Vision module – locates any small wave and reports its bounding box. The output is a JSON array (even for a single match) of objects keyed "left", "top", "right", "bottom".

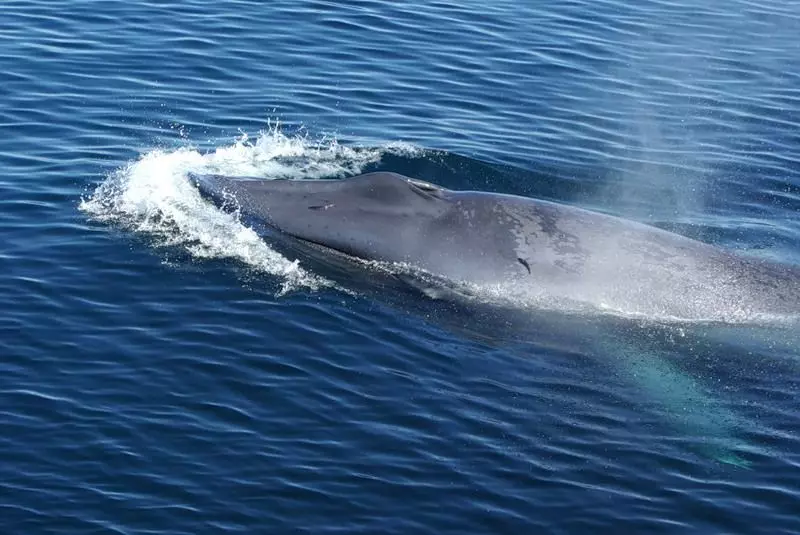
[{"left": 80, "top": 123, "right": 421, "bottom": 294}]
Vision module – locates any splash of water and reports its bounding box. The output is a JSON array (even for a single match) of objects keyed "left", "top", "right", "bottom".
[{"left": 80, "top": 124, "right": 421, "bottom": 294}]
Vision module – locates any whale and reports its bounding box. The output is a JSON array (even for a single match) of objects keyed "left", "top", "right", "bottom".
[
  {"left": 191, "top": 171, "right": 799, "bottom": 323},
  {"left": 190, "top": 170, "right": 800, "bottom": 465}
]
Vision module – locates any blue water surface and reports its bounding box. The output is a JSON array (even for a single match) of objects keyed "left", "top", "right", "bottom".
[{"left": 2, "top": 0, "right": 800, "bottom": 533}]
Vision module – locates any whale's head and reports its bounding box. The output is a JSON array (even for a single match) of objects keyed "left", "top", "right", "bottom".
[{"left": 192, "top": 172, "right": 452, "bottom": 265}]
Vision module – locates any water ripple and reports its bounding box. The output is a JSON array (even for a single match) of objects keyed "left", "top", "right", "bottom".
[{"left": 2, "top": 0, "right": 800, "bottom": 533}]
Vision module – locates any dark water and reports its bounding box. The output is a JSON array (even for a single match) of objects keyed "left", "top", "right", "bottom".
[{"left": 3, "top": 0, "right": 800, "bottom": 533}]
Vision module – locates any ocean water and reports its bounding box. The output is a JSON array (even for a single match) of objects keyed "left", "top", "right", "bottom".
[{"left": 2, "top": 0, "right": 800, "bottom": 533}]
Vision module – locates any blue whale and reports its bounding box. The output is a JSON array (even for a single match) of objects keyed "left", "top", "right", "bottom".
[
  {"left": 191, "top": 171, "right": 799, "bottom": 323},
  {"left": 191, "top": 170, "right": 800, "bottom": 465}
]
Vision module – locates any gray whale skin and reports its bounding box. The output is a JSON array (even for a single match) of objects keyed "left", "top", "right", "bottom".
[{"left": 191, "top": 171, "right": 799, "bottom": 323}]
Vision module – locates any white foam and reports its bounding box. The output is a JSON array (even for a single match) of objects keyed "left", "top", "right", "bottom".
[{"left": 80, "top": 124, "right": 421, "bottom": 294}]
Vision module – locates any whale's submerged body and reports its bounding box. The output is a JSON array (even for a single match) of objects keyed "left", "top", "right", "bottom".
[
  {"left": 191, "top": 170, "right": 800, "bottom": 465},
  {"left": 192, "top": 171, "right": 799, "bottom": 324}
]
